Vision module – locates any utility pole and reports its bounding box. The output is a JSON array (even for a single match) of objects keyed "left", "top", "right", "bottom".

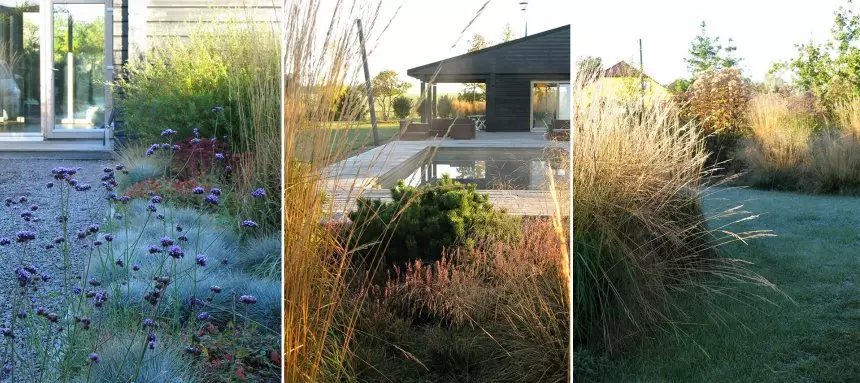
[
  {"left": 356, "top": 19, "right": 380, "bottom": 146},
  {"left": 638, "top": 38, "right": 645, "bottom": 96}
]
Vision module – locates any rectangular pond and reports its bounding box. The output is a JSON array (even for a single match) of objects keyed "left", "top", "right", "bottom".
[{"left": 381, "top": 147, "right": 568, "bottom": 190}]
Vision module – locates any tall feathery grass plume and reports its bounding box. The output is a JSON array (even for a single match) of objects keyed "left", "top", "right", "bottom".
[
  {"left": 283, "top": 0, "right": 390, "bottom": 380},
  {"left": 572, "top": 70, "right": 781, "bottom": 354}
]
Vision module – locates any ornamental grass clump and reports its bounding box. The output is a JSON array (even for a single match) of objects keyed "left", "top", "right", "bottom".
[
  {"left": 0, "top": 131, "right": 279, "bottom": 381},
  {"left": 573, "top": 76, "right": 777, "bottom": 352}
]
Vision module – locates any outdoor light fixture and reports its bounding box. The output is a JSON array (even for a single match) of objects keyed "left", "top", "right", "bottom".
[{"left": 519, "top": 1, "right": 528, "bottom": 36}]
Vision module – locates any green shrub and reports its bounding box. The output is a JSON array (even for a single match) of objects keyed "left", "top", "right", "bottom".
[
  {"left": 115, "top": 34, "right": 229, "bottom": 141},
  {"left": 116, "top": 23, "right": 282, "bottom": 235},
  {"left": 392, "top": 95, "right": 412, "bottom": 119},
  {"left": 348, "top": 176, "right": 521, "bottom": 265}
]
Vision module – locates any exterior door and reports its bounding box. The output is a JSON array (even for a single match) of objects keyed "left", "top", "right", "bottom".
[
  {"left": 43, "top": 0, "right": 112, "bottom": 139},
  {"left": 0, "top": 2, "right": 41, "bottom": 139},
  {"left": 530, "top": 81, "right": 571, "bottom": 133}
]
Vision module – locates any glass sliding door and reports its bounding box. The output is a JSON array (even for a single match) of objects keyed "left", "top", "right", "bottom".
[
  {"left": 0, "top": 1, "right": 40, "bottom": 137},
  {"left": 530, "top": 81, "right": 571, "bottom": 132},
  {"left": 51, "top": 2, "right": 104, "bottom": 131}
]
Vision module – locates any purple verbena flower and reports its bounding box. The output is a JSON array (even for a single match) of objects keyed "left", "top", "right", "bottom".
[
  {"left": 93, "top": 291, "right": 108, "bottom": 307},
  {"left": 15, "top": 231, "right": 36, "bottom": 243},
  {"left": 210, "top": 188, "right": 222, "bottom": 196},
  {"left": 89, "top": 353, "right": 100, "bottom": 364},
  {"left": 161, "top": 129, "right": 177, "bottom": 137},
  {"left": 192, "top": 186, "right": 205, "bottom": 195},
  {"left": 205, "top": 194, "right": 219, "bottom": 205},
  {"left": 168, "top": 245, "right": 184, "bottom": 259},
  {"left": 241, "top": 220, "right": 258, "bottom": 228},
  {"left": 214, "top": 153, "right": 225, "bottom": 160},
  {"left": 239, "top": 295, "right": 257, "bottom": 304},
  {"left": 148, "top": 245, "right": 162, "bottom": 254},
  {"left": 160, "top": 237, "right": 173, "bottom": 247},
  {"left": 251, "top": 188, "right": 265, "bottom": 198},
  {"left": 195, "top": 254, "right": 207, "bottom": 266}
]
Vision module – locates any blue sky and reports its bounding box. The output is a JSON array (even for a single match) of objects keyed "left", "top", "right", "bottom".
[{"left": 572, "top": 0, "right": 855, "bottom": 84}]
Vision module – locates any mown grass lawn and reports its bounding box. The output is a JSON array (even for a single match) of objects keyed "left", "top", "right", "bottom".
[
  {"left": 328, "top": 121, "right": 401, "bottom": 159},
  {"left": 600, "top": 187, "right": 860, "bottom": 382}
]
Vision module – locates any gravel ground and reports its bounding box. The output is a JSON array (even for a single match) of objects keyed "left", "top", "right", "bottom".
[{"left": 0, "top": 159, "right": 114, "bottom": 378}]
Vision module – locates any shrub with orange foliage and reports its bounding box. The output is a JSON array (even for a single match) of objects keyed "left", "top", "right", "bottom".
[{"left": 347, "top": 218, "right": 568, "bottom": 382}]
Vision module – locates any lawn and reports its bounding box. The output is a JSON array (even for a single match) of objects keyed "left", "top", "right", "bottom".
[
  {"left": 328, "top": 121, "right": 401, "bottom": 159},
  {"left": 595, "top": 187, "right": 860, "bottom": 382}
]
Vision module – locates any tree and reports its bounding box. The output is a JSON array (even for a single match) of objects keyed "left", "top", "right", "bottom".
[
  {"left": 392, "top": 95, "right": 412, "bottom": 119},
  {"left": 460, "top": 34, "right": 489, "bottom": 103},
  {"left": 333, "top": 85, "right": 367, "bottom": 121},
  {"left": 773, "top": 4, "right": 860, "bottom": 111},
  {"left": 685, "top": 21, "right": 739, "bottom": 77},
  {"left": 467, "top": 33, "right": 489, "bottom": 52},
  {"left": 371, "top": 70, "right": 411, "bottom": 120},
  {"left": 576, "top": 56, "right": 603, "bottom": 84},
  {"left": 501, "top": 23, "right": 515, "bottom": 42}
]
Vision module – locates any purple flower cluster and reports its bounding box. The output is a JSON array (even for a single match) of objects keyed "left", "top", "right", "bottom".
[
  {"left": 240, "top": 220, "right": 258, "bottom": 228},
  {"left": 15, "top": 231, "right": 36, "bottom": 243},
  {"left": 168, "top": 245, "right": 184, "bottom": 259},
  {"left": 251, "top": 188, "right": 266, "bottom": 198},
  {"left": 205, "top": 194, "right": 220, "bottom": 205},
  {"left": 160, "top": 129, "right": 177, "bottom": 137},
  {"left": 239, "top": 295, "right": 257, "bottom": 304}
]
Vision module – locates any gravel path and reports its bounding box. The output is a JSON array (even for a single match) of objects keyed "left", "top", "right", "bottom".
[{"left": 0, "top": 159, "right": 114, "bottom": 376}]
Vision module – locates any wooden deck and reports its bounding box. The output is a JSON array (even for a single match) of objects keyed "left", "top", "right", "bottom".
[{"left": 323, "top": 132, "right": 570, "bottom": 216}]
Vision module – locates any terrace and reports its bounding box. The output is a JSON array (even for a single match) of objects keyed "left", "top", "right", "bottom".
[{"left": 324, "top": 131, "right": 569, "bottom": 216}]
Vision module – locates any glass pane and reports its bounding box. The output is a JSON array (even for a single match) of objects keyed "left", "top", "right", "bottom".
[
  {"left": 53, "top": 3, "right": 104, "bottom": 130},
  {"left": 532, "top": 83, "right": 560, "bottom": 130},
  {"left": 0, "top": 1, "right": 40, "bottom": 134},
  {"left": 558, "top": 83, "right": 571, "bottom": 121}
]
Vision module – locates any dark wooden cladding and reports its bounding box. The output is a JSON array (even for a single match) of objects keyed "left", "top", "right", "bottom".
[
  {"left": 406, "top": 25, "right": 570, "bottom": 82},
  {"left": 114, "top": 0, "right": 278, "bottom": 66},
  {"left": 406, "top": 25, "right": 570, "bottom": 133}
]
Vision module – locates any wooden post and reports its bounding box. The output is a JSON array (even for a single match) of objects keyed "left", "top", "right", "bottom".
[
  {"left": 424, "top": 81, "right": 432, "bottom": 124},
  {"left": 431, "top": 84, "right": 437, "bottom": 118},
  {"left": 356, "top": 19, "right": 380, "bottom": 146},
  {"left": 420, "top": 82, "right": 426, "bottom": 122}
]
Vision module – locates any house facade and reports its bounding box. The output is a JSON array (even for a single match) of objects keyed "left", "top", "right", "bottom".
[
  {"left": 0, "top": 0, "right": 276, "bottom": 150},
  {"left": 406, "top": 25, "right": 571, "bottom": 133}
]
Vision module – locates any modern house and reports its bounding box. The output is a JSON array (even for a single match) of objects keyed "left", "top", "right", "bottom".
[
  {"left": 405, "top": 24, "right": 570, "bottom": 136},
  {"left": 0, "top": 0, "right": 276, "bottom": 154},
  {"left": 584, "top": 60, "right": 671, "bottom": 104}
]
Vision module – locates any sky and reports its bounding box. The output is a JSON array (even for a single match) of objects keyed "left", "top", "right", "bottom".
[
  {"left": 571, "top": 0, "right": 855, "bottom": 84},
  {"left": 361, "top": 0, "right": 572, "bottom": 94}
]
